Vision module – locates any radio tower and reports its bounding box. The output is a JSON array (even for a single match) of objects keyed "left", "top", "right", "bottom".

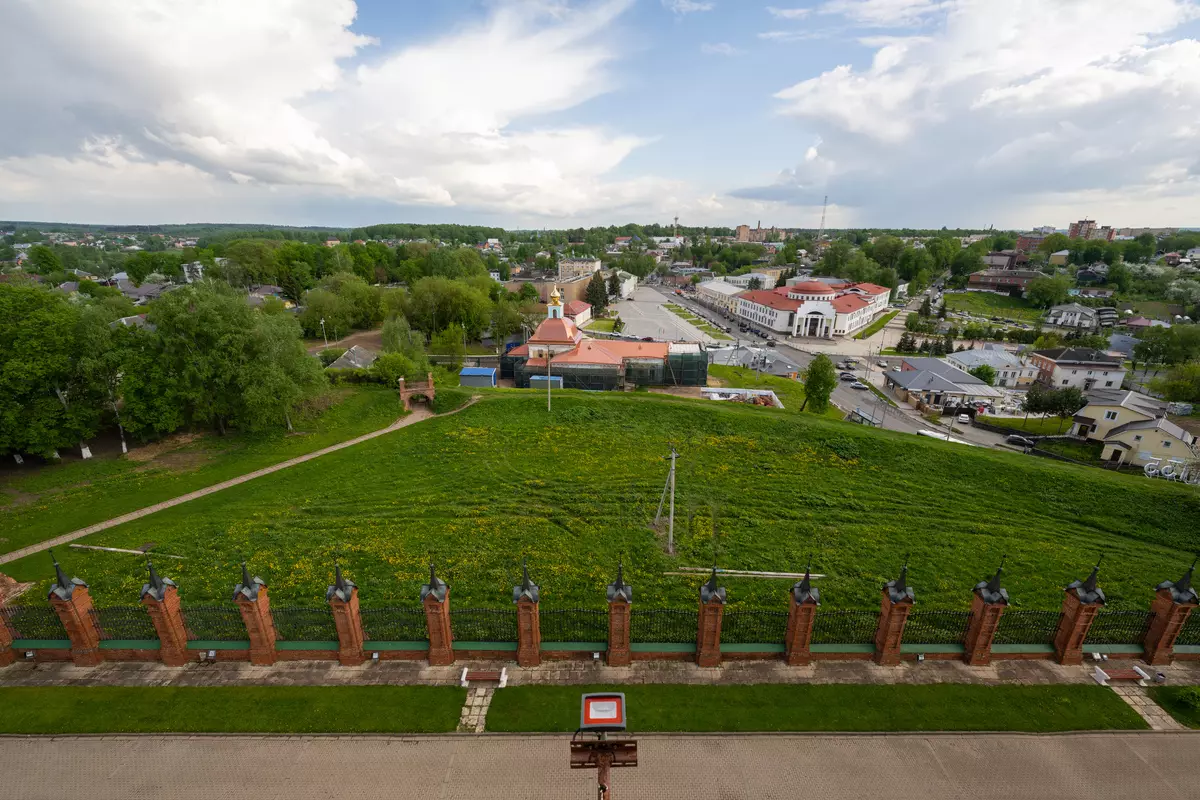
[
  {"left": 817, "top": 195, "right": 828, "bottom": 241},
  {"left": 673, "top": 214, "right": 679, "bottom": 238}
]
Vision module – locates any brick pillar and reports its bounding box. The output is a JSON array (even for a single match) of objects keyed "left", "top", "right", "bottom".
[
  {"left": 513, "top": 559, "right": 541, "bottom": 667},
  {"left": 422, "top": 564, "right": 454, "bottom": 666},
  {"left": 963, "top": 564, "right": 1008, "bottom": 666},
  {"left": 695, "top": 569, "right": 726, "bottom": 668},
  {"left": 0, "top": 609, "right": 15, "bottom": 667},
  {"left": 234, "top": 569, "right": 277, "bottom": 666},
  {"left": 47, "top": 555, "right": 103, "bottom": 666},
  {"left": 606, "top": 562, "right": 633, "bottom": 667},
  {"left": 1143, "top": 565, "right": 1198, "bottom": 666},
  {"left": 874, "top": 565, "right": 914, "bottom": 666},
  {"left": 784, "top": 569, "right": 820, "bottom": 666},
  {"left": 327, "top": 564, "right": 365, "bottom": 666},
  {"left": 140, "top": 564, "right": 189, "bottom": 667},
  {"left": 1053, "top": 562, "right": 1105, "bottom": 666}
]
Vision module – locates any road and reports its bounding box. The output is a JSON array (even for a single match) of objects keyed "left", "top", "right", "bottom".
[
  {"left": 5, "top": 732, "right": 1196, "bottom": 799},
  {"left": 611, "top": 286, "right": 719, "bottom": 344}
]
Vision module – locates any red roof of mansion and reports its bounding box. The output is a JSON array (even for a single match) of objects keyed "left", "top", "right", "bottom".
[
  {"left": 790, "top": 280, "right": 836, "bottom": 294},
  {"left": 739, "top": 290, "right": 803, "bottom": 311}
]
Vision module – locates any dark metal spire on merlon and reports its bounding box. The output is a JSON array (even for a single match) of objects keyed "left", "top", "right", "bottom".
[
  {"left": 421, "top": 561, "right": 449, "bottom": 602},
  {"left": 325, "top": 560, "right": 356, "bottom": 602},
  {"left": 513, "top": 557, "right": 540, "bottom": 603},
  {"left": 884, "top": 555, "right": 915, "bottom": 603},
  {"left": 700, "top": 565, "right": 726, "bottom": 604},
  {"left": 607, "top": 559, "right": 633, "bottom": 603},
  {"left": 975, "top": 555, "right": 1009, "bottom": 605},
  {"left": 141, "top": 559, "right": 176, "bottom": 601},
  {"left": 1066, "top": 556, "right": 1106, "bottom": 605},
  {"left": 47, "top": 548, "right": 86, "bottom": 601},
  {"left": 792, "top": 557, "right": 820, "bottom": 605},
  {"left": 1156, "top": 555, "right": 1199, "bottom": 605},
  {"left": 233, "top": 561, "right": 265, "bottom": 601}
]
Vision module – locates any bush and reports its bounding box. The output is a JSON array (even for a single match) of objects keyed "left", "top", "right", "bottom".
[
  {"left": 325, "top": 367, "right": 379, "bottom": 385},
  {"left": 1177, "top": 686, "right": 1200, "bottom": 711},
  {"left": 431, "top": 388, "right": 470, "bottom": 414},
  {"left": 318, "top": 348, "right": 346, "bottom": 367}
]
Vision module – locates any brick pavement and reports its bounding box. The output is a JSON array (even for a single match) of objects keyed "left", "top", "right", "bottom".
[
  {"left": 1110, "top": 685, "right": 1184, "bottom": 731},
  {"left": 4, "top": 732, "right": 1198, "bottom": 799},
  {"left": 0, "top": 399, "right": 477, "bottom": 567},
  {"left": 6, "top": 655, "right": 1200, "bottom": 688}
]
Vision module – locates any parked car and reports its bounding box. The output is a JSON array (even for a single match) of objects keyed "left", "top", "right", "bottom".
[
  {"left": 851, "top": 381, "right": 869, "bottom": 390},
  {"left": 890, "top": 365, "right": 901, "bottom": 372},
  {"left": 839, "top": 373, "right": 856, "bottom": 381},
  {"left": 956, "top": 413, "right": 971, "bottom": 424},
  {"left": 765, "top": 340, "right": 776, "bottom": 347},
  {"left": 876, "top": 360, "right": 888, "bottom": 368},
  {"left": 1006, "top": 435, "right": 1035, "bottom": 448}
]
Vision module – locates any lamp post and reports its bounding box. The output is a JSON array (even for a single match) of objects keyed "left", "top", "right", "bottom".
[{"left": 319, "top": 317, "right": 328, "bottom": 348}]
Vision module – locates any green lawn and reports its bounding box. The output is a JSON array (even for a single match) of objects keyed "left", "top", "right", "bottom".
[
  {"left": 486, "top": 684, "right": 1147, "bottom": 732},
  {"left": 1036, "top": 439, "right": 1106, "bottom": 465},
  {"left": 945, "top": 292, "right": 1044, "bottom": 323},
  {"left": 978, "top": 415, "right": 1075, "bottom": 436},
  {"left": 5, "top": 389, "right": 1198, "bottom": 612},
  {"left": 661, "top": 304, "right": 733, "bottom": 340},
  {"left": 854, "top": 310, "right": 900, "bottom": 340},
  {"left": 0, "top": 686, "right": 465, "bottom": 734},
  {"left": 1148, "top": 686, "right": 1200, "bottom": 729},
  {"left": 708, "top": 365, "right": 845, "bottom": 421},
  {"left": 0, "top": 387, "right": 406, "bottom": 557},
  {"left": 586, "top": 318, "right": 617, "bottom": 332}
]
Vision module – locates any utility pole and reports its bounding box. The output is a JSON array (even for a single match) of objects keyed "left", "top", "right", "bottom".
[
  {"left": 320, "top": 317, "right": 328, "bottom": 348},
  {"left": 655, "top": 446, "right": 678, "bottom": 555},
  {"left": 547, "top": 350, "right": 553, "bottom": 412}
]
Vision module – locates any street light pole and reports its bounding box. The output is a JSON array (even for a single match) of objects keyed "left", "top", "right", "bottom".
[{"left": 320, "top": 318, "right": 328, "bottom": 348}]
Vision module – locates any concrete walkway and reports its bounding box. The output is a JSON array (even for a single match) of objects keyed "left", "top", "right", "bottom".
[
  {"left": 5, "top": 732, "right": 1197, "bottom": 799},
  {"left": 0, "top": 399, "right": 476, "bottom": 567}
]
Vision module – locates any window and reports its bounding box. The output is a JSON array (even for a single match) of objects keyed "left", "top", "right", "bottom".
[
  {"left": 1072, "top": 370, "right": 1078, "bottom": 375},
  {"left": 1087, "top": 370, "right": 1093, "bottom": 375},
  {"left": 1104, "top": 411, "right": 1118, "bottom": 421},
  {"left": 1134, "top": 435, "right": 1142, "bottom": 442},
  {"left": 1062, "top": 379, "right": 1069, "bottom": 385},
  {"left": 1163, "top": 441, "right": 1172, "bottom": 448},
  {"left": 1105, "top": 381, "right": 1114, "bottom": 387}
]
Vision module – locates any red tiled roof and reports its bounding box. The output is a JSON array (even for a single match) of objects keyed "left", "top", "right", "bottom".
[
  {"left": 563, "top": 300, "right": 591, "bottom": 317},
  {"left": 507, "top": 344, "right": 530, "bottom": 357},
  {"left": 831, "top": 294, "right": 870, "bottom": 312},
  {"left": 528, "top": 316, "right": 582, "bottom": 345},
  {"left": 790, "top": 281, "right": 836, "bottom": 294},
  {"left": 525, "top": 357, "right": 548, "bottom": 368},
  {"left": 848, "top": 282, "right": 890, "bottom": 296},
  {"left": 739, "top": 290, "right": 803, "bottom": 312},
  {"left": 595, "top": 340, "right": 671, "bottom": 359},
  {"left": 551, "top": 342, "right": 624, "bottom": 366}
]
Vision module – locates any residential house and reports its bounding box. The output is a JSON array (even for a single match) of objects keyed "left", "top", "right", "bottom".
[
  {"left": 1101, "top": 418, "right": 1196, "bottom": 467},
  {"left": 116, "top": 280, "right": 167, "bottom": 305},
  {"left": 1028, "top": 347, "right": 1126, "bottom": 390},
  {"left": 327, "top": 345, "right": 378, "bottom": 370},
  {"left": 1049, "top": 250, "right": 1070, "bottom": 266},
  {"left": 1045, "top": 303, "right": 1099, "bottom": 331},
  {"left": 1094, "top": 307, "right": 1119, "bottom": 327},
  {"left": 885, "top": 357, "right": 1004, "bottom": 409},
  {"left": 1072, "top": 388, "right": 1166, "bottom": 440},
  {"left": 946, "top": 347, "right": 1039, "bottom": 388},
  {"left": 1164, "top": 253, "right": 1182, "bottom": 267},
  {"left": 612, "top": 270, "right": 638, "bottom": 300},
  {"left": 558, "top": 257, "right": 602, "bottom": 281},
  {"left": 1074, "top": 265, "right": 1108, "bottom": 284},
  {"left": 697, "top": 279, "right": 745, "bottom": 316},
  {"left": 1075, "top": 287, "right": 1115, "bottom": 299},
  {"left": 563, "top": 300, "right": 592, "bottom": 327},
  {"left": 967, "top": 270, "right": 1042, "bottom": 293},
  {"left": 982, "top": 250, "right": 1027, "bottom": 270}
]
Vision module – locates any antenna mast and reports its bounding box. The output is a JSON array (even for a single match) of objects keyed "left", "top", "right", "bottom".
[
  {"left": 817, "top": 195, "right": 828, "bottom": 241},
  {"left": 673, "top": 214, "right": 679, "bottom": 238}
]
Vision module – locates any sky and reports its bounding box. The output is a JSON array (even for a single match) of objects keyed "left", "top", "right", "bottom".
[{"left": 2, "top": 0, "right": 1199, "bottom": 230}]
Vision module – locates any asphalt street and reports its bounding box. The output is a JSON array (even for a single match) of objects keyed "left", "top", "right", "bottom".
[{"left": 6, "top": 732, "right": 1196, "bottom": 799}]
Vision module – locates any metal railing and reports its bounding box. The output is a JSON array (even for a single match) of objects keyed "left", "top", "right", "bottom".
[
  {"left": 540, "top": 609, "right": 608, "bottom": 642},
  {"left": 903, "top": 611, "right": 972, "bottom": 645},
  {"left": 183, "top": 605, "right": 248, "bottom": 642},
  {"left": 810, "top": 610, "right": 878, "bottom": 644},
  {"left": 271, "top": 606, "right": 338, "bottom": 641},
  {"left": 1085, "top": 610, "right": 1155, "bottom": 645},
  {"left": 90, "top": 606, "right": 158, "bottom": 641},
  {"left": 1, "top": 605, "right": 68, "bottom": 640},
  {"left": 994, "top": 610, "right": 1062, "bottom": 645},
  {"left": 630, "top": 609, "right": 697, "bottom": 644},
  {"left": 1176, "top": 613, "right": 1200, "bottom": 647},
  {"left": 360, "top": 608, "right": 428, "bottom": 642},
  {"left": 450, "top": 608, "right": 518, "bottom": 642},
  {"left": 721, "top": 610, "right": 788, "bottom": 644}
]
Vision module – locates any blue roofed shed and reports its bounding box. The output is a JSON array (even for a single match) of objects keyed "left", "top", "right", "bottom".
[{"left": 459, "top": 367, "right": 497, "bottom": 388}]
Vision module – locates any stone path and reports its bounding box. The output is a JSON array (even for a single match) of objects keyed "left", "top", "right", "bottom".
[
  {"left": 1110, "top": 684, "right": 1184, "bottom": 730},
  {"left": 6, "top": 656, "right": 1200, "bottom": 689},
  {"left": 457, "top": 686, "right": 495, "bottom": 733},
  {"left": 5, "top": 732, "right": 1198, "bottom": 799},
  {"left": 0, "top": 398, "right": 477, "bottom": 567}
]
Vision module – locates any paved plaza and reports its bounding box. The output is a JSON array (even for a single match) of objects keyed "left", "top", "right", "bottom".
[{"left": 5, "top": 731, "right": 1198, "bottom": 799}]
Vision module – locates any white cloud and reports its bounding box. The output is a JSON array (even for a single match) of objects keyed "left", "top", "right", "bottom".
[
  {"left": 766, "top": 6, "right": 811, "bottom": 18},
  {"left": 0, "top": 0, "right": 715, "bottom": 224},
  {"left": 701, "top": 42, "right": 739, "bottom": 55},
  {"left": 662, "top": 0, "right": 715, "bottom": 14},
  {"left": 737, "top": 0, "right": 1200, "bottom": 225},
  {"left": 818, "top": 0, "right": 948, "bottom": 27}
]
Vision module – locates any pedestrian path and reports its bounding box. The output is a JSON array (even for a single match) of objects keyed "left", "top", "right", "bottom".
[
  {"left": 1110, "top": 684, "right": 1184, "bottom": 730},
  {"left": 0, "top": 398, "right": 478, "bottom": 567}
]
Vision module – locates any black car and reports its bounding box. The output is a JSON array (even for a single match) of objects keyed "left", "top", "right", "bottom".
[
  {"left": 1006, "top": 434, "right": 1035, "bottom": 448},
  {"left": 765, "top": 340, "right": 776, "bottom": 347},
  {"left": 641, "top": 336, "right": 655, "bottom": 342},
  {"left": 839, "top": 372, "right": 856, "bottom": 381}
]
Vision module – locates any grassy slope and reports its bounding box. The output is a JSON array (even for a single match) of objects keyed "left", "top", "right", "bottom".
[
  {"left": 707, "top": 365, "right": 845, "bottom": 421},
  {"left": 1148, "top": 687, "right": 1200, "bottom": 729},
  {"left": 5, "top": 390, "right": 1198, "bottom": 612},
  {"left": 0, "top": 687, "right": 465, "bottom": 734},
  {"left": 946, "top": 293, "right": 1043, "bottom": 323},
  {"left": 0, "top": 387, "right": 405, "bottom": 556},
  {"left": 486, "top": 684, "right": 1147, "bottom": 733},
  {"left": 854, "top": 310, "right": 900, "bottom": 340},
  {"left": 978, "top": 415, "right": 1073, "bottom": 436}
]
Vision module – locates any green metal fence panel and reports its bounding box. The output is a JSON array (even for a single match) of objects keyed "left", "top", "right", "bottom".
[
  {"left": 451, "top": 608, "right": 518, "bottom": 642},
  {"left": 810, "top": 610, "right": 877, "bottom": 644},
  {"left": 91, "top": 606, "right": 158, "bottom": 641},
  {"left": 994, "top": 610, "right": 1061, "bottom": 645},
  {"left": 540, "top": 609, "right": 607, "bottom": 643},
  {"left": 271, "top": 606, "right": 337, "bottom": 642},
  {"left": 630, "top": 609, "right": 696, "bottom": 644},
  {"left": 1, "top": 605, "right": 68, "bottom": 641},
  {"left": 721, "top": 610, "right": 788, "bottom": 644},
  {"left": 183, "top": 605, "right": 247, "bottom": 642},
  {"left": 360, "top": 608, "right": 428, "bottom": 642},
  {"left": 904, "top": 611, "right": 972, "bottom": 644},
  {"left": 1177, "top": 613, "right": 1200, "bottom": 646},
  {"left": 1085, "top": 610, "right": 1155, "bottom": 645}
]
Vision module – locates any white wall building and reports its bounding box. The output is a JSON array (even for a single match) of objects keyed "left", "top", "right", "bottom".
[
  {"left": 722, "top": 272, "right": 777, "bottom": 290},
  {"left": 558, "top": 257, "right": 601, "bottom": 281},
  {"left": 1029, "top": 347, "right": 1127, "bottom": 391},
  {"left": 697, "top": 280, "right": 745, "bottom": 315},
  {"left": 736, "top": 280, "right": 891, "bottom": 338}
]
